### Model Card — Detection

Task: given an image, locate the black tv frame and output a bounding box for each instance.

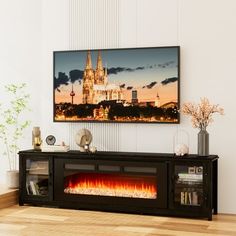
[53,46,180,124]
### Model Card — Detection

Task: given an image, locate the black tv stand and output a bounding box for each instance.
[19,150,218,220]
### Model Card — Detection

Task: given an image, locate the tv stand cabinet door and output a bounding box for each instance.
[169,160,213,219]
[19,154,53,205]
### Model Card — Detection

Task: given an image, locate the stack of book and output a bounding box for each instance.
[41,145,70,152]
[178,173,203,182]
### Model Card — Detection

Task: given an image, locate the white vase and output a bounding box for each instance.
[6,170,19,189]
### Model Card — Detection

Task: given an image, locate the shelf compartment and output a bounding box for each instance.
[175,191,203,206]
[26,160,49,175]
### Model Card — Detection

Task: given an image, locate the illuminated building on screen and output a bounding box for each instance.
[82,51,123,104]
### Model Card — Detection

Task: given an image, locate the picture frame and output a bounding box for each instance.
[188,167,196,174]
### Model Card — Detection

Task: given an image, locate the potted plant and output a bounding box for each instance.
[0,83,31,188]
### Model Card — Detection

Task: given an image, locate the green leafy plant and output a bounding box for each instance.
[0,83,31,170]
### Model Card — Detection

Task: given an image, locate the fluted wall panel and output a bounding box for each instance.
[68,0,120,151]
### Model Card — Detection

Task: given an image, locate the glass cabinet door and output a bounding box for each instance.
[25,158,49,197]
[174,164,204,207]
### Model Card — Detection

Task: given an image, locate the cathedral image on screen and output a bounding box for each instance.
[54,47,179,123]
[82,51,123,105]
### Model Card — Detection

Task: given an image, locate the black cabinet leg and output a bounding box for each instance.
[213,205,218,215]
[19,199,24,206]
[208,212,212,221]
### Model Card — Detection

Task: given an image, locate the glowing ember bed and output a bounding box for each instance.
[64,173,157,199]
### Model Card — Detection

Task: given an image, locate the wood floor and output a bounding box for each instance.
[0,206,236,236]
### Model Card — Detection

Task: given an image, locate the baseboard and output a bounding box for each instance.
[0,186,18,209]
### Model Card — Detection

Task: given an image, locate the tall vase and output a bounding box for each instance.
[198,129,209,156]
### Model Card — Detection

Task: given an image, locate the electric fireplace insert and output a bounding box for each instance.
[64,172,157,199]
[54,158,167,211]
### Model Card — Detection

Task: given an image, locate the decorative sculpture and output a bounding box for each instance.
[174,143,189,156]
[32,127,42,150]
[75,128,93,152]
[173,129,189,156]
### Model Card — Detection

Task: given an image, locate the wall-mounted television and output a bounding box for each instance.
[54,46,180,123]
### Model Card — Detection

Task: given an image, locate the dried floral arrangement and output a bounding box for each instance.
[181,97,224,130]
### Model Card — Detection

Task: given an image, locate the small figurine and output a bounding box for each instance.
[32,127,42,150]
[174,143,189,156]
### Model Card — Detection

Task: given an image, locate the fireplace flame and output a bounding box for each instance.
[64,174,157,199]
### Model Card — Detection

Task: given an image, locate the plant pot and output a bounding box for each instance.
[6,170,19,189]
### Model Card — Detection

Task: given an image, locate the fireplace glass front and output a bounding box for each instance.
[64,172,157,199]
[54,159,167,210]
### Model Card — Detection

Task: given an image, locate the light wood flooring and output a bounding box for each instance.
[0,205,236,236]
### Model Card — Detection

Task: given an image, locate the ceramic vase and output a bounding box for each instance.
[198,129,209,156]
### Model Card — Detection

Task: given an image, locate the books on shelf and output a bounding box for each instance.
[41,145,70,152]
[27,180,48,196]
[29,181,39,195]
[178,173,203,182]
[180,191,199,206]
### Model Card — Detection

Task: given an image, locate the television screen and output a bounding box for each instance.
[54,46,180,123]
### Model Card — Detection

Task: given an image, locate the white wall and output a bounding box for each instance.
[0,0,42,183]
[178,0,236,214]
[0,0,236,214]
